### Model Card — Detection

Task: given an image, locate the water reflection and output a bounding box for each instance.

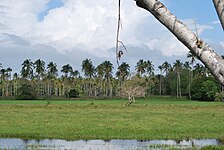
[0,138,222,150]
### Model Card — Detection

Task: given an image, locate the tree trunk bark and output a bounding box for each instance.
[213,0,224,30]
[136,0,224,86]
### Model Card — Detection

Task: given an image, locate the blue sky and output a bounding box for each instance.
[0,0,223,74]
[38,0,64,21]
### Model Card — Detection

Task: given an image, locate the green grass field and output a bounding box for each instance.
[0,97,224,141]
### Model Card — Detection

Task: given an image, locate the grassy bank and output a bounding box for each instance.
[0,98,224,141]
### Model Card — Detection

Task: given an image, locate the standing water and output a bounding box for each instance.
[0,138,223,149]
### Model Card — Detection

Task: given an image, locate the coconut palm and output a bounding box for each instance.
[158,65,163,96]
[13,73,19,96]
[0,68,6,97]
[21,59,34,80]
[5,67,12,96]
[162,61,171,76]
[173,60,183,98]
[145,60,154,76]
[102,61,113,96]
[193,63,205,78]
[184,61,192,99]
[34,59,45,80]
[82,59,95,79]
[34,59,45,95]
[81,59,95,96]
[61,64,73,78]
[46,62,58,96]
[116,62,130,82]
[135,59,146,77]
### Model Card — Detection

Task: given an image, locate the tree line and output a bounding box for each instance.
[0,52,223,101]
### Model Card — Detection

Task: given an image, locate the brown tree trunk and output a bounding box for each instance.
[136,0,224,86]
[213,0,224,30]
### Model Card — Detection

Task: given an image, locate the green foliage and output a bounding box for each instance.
[215,92,224,102]
[67,89,79,98]
[16,84,38,100]
[191,77,219,101]
[0,98,224,141]
[201,80,219,100]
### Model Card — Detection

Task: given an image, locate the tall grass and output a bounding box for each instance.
[0,98,224,140]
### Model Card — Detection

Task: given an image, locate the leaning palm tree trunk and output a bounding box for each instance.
[213,0,224,30]
[136,0,224,86]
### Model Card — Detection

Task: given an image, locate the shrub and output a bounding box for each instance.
[215,92,224,102]
[67,89,79,98]
[191,77,219,101]
[16,84,38,100]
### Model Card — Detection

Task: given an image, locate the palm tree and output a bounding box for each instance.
[145,60,154,76]
[21,59,34,80]
[158,65,163,96]
[82,59,95,78]
[102,61,113,96]
[34,59,45,79]
[5,67,12,96]
[193,63,205,78]
[47,62,58,96]
[61,64,73,96]
[116,62,130,82]
[34,59,45,95]
[173,60,183,98]
[13,73,19,96]
[184,61,192,99]
[0,68,6,97]
[82,59,95,96]
[162,61,171,76]
[135,59,146,77]
[144,60,154,96]
[70,70,80,79]
[187,51,197,82]
[61,64,73,78]
[96,63,105,96]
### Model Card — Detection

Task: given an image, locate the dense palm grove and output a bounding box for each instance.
[0,52,223,101]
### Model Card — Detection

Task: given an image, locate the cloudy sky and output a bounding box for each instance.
[0,0,223,74]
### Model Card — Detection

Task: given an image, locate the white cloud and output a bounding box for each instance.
[0,0,49,35]
[0,0,219,71]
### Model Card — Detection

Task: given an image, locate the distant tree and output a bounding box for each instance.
[158,65,163,95]
[67,89,79,98]
[191,77,219,101]
[13,73,19,96]
[5,67,12,96]
[119,75,146,105]
[81,59,95,96]
[34,59,45,96]
[82,59,95,78]
[173,60,183,98]
[61,64,73,78]
[116,62,130,82]
[46,62,58,96]
[16,83,37,100]
[0,68,6,97]
[201,80,219,101]
[102,61,113,96]
[135,59,146,77]
[184,61,192,99]
[162,61,171,76]
[21,59,34,80]
[145,60,154,76]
